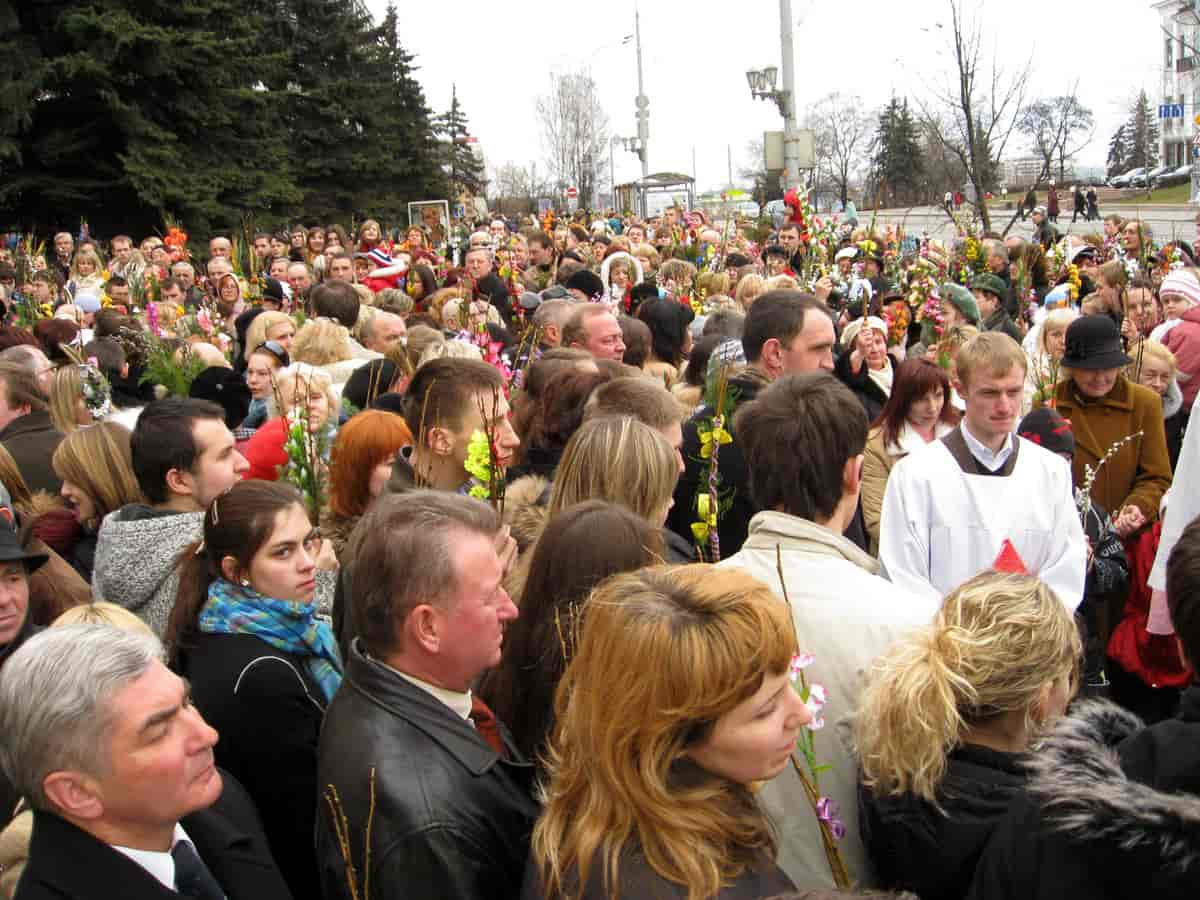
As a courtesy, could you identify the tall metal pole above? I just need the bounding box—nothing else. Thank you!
[609,138,616,211]
[779,0,800,189]
[635,4,650,218]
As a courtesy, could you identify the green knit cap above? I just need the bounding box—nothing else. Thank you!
[941,282,980,326]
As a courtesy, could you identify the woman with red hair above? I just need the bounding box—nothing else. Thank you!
[861,358,960,554]
[320,409,412,560]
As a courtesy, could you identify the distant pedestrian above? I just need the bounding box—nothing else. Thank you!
[1086,186,1099,221]
[1047,182,1060,223]
[1021,187,1037,221]
[1072,185,1085,223]
[944,191,953,214]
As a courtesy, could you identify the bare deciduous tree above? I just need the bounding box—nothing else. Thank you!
[917,0,1032,231]
[1018,92,1095,185]
[535,71,611,208]
[490,162,552,204]
[805,92,873,207]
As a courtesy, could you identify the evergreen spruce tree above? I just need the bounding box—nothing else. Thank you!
[433,85,487,201]
[0,0,299,236]
[1106,123,1129,177]
[871,97,925,207]
[1125,91,1160,171]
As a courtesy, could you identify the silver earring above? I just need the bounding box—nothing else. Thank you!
[240,578,250,587]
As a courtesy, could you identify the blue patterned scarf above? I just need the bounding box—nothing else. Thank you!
[198,578,343,702]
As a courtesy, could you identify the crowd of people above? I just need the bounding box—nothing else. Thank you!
[0,196,1197,900]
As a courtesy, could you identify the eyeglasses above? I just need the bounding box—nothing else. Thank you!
[255,340,290,367]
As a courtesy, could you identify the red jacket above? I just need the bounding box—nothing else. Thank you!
[240,416,287,482]
[1163,305,1200,407]
[1108,521,1193,689]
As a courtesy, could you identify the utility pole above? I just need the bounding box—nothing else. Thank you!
[635,5,650,216]
[779,0,800,189]
[727,144,733,188]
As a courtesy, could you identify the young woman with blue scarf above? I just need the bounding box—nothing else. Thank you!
[166,479,341,900]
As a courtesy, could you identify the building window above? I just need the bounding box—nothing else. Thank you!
[1167,36,1175,68]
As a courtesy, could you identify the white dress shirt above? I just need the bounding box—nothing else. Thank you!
[960,420,1014,472]
[112,823,193,891]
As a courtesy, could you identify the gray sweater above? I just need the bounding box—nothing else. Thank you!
[92,505,203,637]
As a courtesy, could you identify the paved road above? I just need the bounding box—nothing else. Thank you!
[864,204,1200,245]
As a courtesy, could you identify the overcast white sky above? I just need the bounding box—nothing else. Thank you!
[376,0,1165,193]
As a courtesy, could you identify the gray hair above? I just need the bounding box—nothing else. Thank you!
[349,490,498,657]
[0,625,163,811]
[0,344,44,376]
[533,298,575,329]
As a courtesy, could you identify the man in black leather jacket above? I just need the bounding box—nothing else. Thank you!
[316,490,537,900]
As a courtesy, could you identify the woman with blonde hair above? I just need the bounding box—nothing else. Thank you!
[51,421,142,581]
[547,416,678,524]
[242,364,339,481]
[505,415,682,600]
[291,317,359,396]
[51,600,153,634]
[735,273,766,310]
[1132,338,1186,467]
[66,246,105,300]
[527,564,810,900]
[1023,306,1077,412]
[856,571,1080,900]
[244,310,296,363]
[47,363,111,434]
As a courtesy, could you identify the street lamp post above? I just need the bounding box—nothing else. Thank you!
[746,0,799,190]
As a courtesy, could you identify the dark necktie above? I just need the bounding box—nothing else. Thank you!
[469,695,505,754]
[171,839,226,900]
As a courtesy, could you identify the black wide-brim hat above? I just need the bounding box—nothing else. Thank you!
[1061,315,1133,370]
[0,513,48,573]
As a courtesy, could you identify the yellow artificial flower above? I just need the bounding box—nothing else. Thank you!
[698,423,732,459]
[691,493,717,543]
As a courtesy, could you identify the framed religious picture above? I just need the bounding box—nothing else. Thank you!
[407,201,450,248]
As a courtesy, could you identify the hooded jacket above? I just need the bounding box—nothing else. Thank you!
[1163,305,1200,407]
[91,505,204,637]
[967,695,1200,900]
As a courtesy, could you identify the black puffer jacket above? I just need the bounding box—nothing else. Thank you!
[967,694,1200,900]
[316,641,539,900]
[860,743,1026,900]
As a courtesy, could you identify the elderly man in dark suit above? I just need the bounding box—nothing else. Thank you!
[0,625,291,900]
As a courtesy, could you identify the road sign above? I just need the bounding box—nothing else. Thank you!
[566,186,578,198]
[1160,103,1184,119]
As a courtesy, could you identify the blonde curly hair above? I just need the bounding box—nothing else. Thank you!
[855,571,1080,804]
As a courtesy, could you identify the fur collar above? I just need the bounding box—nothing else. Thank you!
[1164,376,1184,419]
[1026,699,1200,873]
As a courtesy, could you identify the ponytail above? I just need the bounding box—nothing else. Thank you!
[856,628,973,804]
[855,571,1081,805]
[165,539,217,666]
